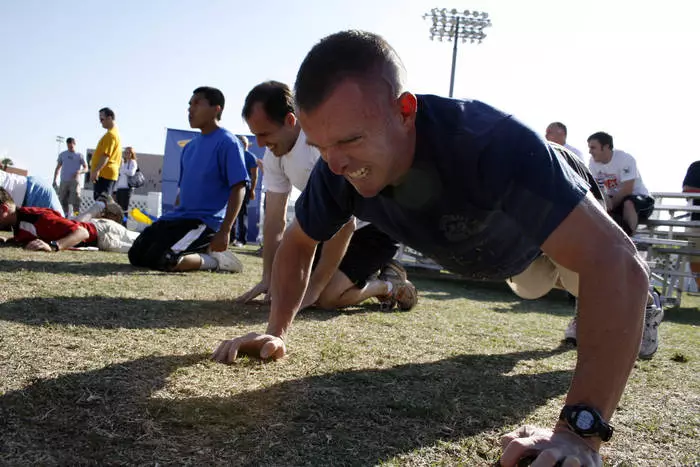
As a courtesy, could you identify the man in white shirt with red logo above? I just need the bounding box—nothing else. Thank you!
[587,131,654,236]
[235,81,416,311]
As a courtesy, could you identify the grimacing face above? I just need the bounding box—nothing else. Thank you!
[245,102,298,157]
[298,79,415,198]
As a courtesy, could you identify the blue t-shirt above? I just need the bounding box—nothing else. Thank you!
[244,150,257,174]
[161,128,248,230]
[296,95,588,281]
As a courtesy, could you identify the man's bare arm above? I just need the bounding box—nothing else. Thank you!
[249,167,258,195]
[607,180,635,210]
[220,182,247,234]
[267,220,319,339]
[53,163,62,185]
[261,191,290,282]
[304,218,355,302]
[542,192,648,451]
[90,154,109,180]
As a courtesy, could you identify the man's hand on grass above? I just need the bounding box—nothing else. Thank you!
[212,332,286,363]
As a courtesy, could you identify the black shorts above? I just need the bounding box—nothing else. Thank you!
[313,224,399,288]
[128,218,215,271]
[611,195,655,221]
[93,177,116,199]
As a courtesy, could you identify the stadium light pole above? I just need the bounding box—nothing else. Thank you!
[423,8,492,97]
[56,135,65,156]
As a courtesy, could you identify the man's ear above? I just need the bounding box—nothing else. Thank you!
[397,92,417,128]
[284,112,298,128]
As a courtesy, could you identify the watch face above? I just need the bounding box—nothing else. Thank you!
[576,410,596,431]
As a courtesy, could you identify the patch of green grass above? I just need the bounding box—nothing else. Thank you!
[0,245,698,466]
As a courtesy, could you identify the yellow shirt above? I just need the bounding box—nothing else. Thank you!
[91,127,122,181]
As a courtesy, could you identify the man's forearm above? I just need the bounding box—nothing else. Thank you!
[90,155,109,176]
[55,227,91,250]
[220,183,246,233]
[250,172,258,194]
[564,248,648,449]
[307,219,354,294]
[267,233,317,339]
[53,166,61,183]
[262,215,285,282]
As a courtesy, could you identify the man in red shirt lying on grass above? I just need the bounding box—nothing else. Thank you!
[0,188,134,253]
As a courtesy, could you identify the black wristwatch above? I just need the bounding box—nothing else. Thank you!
[48,241,60,252]
[560,404,614,441]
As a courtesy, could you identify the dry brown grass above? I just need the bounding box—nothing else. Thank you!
[0,245,698,466]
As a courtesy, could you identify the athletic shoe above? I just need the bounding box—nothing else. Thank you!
[377,260,413,310]
[639,291,664,359]
[564,317,578,346]
[378,277,418,311]
[210,250,243,273]
[379,259,408,282]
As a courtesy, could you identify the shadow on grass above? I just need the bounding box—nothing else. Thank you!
[0,296,271,329]
[0,259,136,276]
[0,296,388,329]
[0,348,571,465]
[663,306,700,325]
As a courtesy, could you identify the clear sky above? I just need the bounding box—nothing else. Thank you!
[1,0,698,191]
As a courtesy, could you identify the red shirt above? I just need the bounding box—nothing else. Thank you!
[13,207,98,245]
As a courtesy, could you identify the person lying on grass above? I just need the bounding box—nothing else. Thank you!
[0,188,135,253]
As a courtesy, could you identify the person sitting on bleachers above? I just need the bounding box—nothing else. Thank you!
[587,131,654,235]
[682,161,700,288]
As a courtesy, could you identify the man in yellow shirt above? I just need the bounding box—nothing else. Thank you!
[90,107,122,199]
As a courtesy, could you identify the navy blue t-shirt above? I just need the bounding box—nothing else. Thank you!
[682,161,700,220]
[161,128,248,231]
[295,95,589,281]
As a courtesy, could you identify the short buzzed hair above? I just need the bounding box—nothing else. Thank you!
[295,30,406,113]
[193,86,226,120]
[548,122,567,136]
[99,107,115,119]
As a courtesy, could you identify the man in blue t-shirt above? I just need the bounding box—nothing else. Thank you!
[129,87,247,273]
[231,135,259,246]
[212,32,657,465]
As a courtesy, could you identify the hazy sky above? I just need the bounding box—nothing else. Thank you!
[1,0,698,191]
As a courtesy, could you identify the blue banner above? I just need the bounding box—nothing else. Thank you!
[162,128,199,214]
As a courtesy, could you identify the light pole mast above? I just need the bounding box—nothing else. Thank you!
[423,8,492,97]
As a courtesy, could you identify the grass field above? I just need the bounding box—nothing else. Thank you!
[0,245,698,466]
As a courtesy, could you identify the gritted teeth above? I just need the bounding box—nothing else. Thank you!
[348,167,369,179]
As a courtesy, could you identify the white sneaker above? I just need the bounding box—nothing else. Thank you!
[639,293,664,359]
[564,317,577,345]
[210,250,243,273]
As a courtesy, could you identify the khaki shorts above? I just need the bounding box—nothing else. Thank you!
[90,218,135,253]
[58,180,81,212]
[506,255,579,299]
